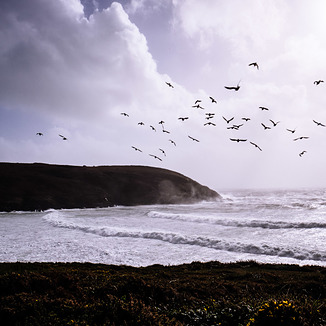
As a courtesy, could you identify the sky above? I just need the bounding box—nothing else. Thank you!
[1,0,326,191]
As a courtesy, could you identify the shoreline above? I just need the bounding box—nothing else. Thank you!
[1,260,325,325]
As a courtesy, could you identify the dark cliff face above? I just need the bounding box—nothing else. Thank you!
[0,163,221,211]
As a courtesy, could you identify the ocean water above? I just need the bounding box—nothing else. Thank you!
[0,189,325,267]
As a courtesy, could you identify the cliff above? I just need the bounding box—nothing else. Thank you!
[0,163,220,211]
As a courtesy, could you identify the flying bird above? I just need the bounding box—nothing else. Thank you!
[178,117,189,121]
[192,104,205,109]
[259,106,269,111]
[194,99,202,104]
[261,123,271,130]
[293,136,309,141]
[286,128,296,134]
[59,134,67,140]
[250,142,262,151]
[150,125,156,131]
[165,82,174,88]
[249,62,259,70]
[299,151,307,157]
[270,119,280,127]
[313,120,326,127]
[149,154,162,161]
[209,96,217,103]
[121,112,129,117]
[233,124,244,129]
[242,117,251,121]
[131,146,142,152]
[224,81,241,91]
[188,135,199,142]
[204,122,216,126]
[314,80,324,85]
[169,139,176,146]
[36,132,43,136]
[162,129,170,134]
[223,116,234,124]
[159,148,166,156]
[230,138,247,142]
[205,113,215,120]
[138,122,145,125]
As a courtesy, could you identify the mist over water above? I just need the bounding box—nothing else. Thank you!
[1,189,325,267]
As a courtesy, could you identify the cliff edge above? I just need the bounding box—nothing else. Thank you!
[0,163,220,211]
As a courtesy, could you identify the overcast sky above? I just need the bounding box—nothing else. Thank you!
[1,0,326,191]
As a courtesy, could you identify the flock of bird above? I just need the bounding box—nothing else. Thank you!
[35,61,324,164]
[119,62,324,162]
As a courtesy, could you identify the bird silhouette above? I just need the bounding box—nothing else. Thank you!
[165,82,174,88]
[194,99,202,104]
[259,106,269,111]
[313,120,326,127]
[299,150,307,157]
[150,125,156,131]
[138,122,145,126]
[314,80,324,85]
[223,116,234,124]
[159,148,166,156]
[149,154,162,161]
[59,134,67,140]
[242,117,251,121]
[192,104,205,109]
[249,62,259,70]
[224,81,241,91]
[162,129,170,134]
[233,124,244,129]
[188,135,199,142]
[261,123,271,130]
[286,128,296,133]
[178,117,189,121]
[230,138,247,142]
[250,142,262,151]
[205,113,215,120]
[270,119,280,127]
[36,132,43,136]
[294,136,309,141]
[209,96,217,103]
[121,112,129,117]
[169,139,176,146]
[204,122,216,126]
[131,146,142,152]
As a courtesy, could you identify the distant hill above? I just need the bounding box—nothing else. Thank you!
[0,163,220,211]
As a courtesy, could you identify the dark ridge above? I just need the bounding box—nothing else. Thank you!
[0,162,220,211]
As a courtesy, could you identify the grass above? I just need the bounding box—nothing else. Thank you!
[0,260,325,325]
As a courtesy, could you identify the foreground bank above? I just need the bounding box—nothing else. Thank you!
[0,261,325,325]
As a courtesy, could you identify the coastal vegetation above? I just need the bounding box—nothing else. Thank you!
[0,261,325,325]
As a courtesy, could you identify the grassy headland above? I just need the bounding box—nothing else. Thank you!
[0,163,220,211]
[0,261,325,325]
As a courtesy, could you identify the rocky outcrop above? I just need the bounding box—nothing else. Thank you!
[0,163,220,211]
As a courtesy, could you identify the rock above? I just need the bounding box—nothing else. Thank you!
[0,163,221,211]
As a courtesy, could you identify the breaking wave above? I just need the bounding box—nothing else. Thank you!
[43,211,326,262]
[147,211,326,229]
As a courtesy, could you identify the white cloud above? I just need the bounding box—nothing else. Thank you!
[1,0,326,190]
[172,0,288,54]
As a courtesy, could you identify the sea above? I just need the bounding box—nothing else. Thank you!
[1,189,325,267]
